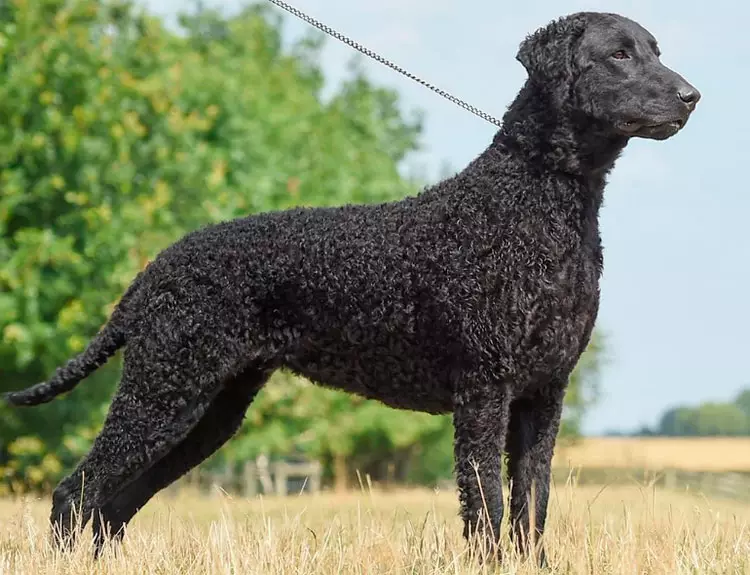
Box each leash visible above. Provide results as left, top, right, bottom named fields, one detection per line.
left=264, top=0, right=503, bottom=128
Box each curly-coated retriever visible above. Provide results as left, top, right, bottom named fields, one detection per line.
left=5, top=10, right=700, bottom=564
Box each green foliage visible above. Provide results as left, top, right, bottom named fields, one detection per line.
left=0, top=0, right=603, bottom=492
left=734, top=390, right=750, bottom=420
left=560, top=332, right=604, bottom=438
left=654, top=391, right=750, bottom=437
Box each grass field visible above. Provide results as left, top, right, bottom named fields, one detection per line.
left=1, top=482, right=749, bottom=574
left=553, top=437, right=750, bottom=472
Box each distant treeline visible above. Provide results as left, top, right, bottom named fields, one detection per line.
left=610, top=388, right=750, bottom=437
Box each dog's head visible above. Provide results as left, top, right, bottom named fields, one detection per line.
left=516, top=12, right=700, bottom=141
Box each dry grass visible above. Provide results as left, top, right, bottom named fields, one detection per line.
left=1, top=482, right=750, bottom=574
left=552, top=437, right=750, bottom=472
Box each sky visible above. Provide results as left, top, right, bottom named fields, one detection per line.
left=143, top=0, right=749, bottom=434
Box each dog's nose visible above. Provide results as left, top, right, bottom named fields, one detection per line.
left=678, top=86, right=701, bottom=108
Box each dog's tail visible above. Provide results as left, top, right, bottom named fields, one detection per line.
left=4, top=316, right=127, bottom=406
left=3, top=270, right=149, bottom=408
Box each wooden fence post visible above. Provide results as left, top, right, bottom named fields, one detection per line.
left=243, top=462, right=258, bottom=498
left=274, top=461, right=289, bottom=497
left=309, top=461, right=322, bottom=494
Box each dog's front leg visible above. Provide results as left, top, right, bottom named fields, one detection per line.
left=452, top=382, right=511, bottom=560
left=506, top=384, right=565, bottom=568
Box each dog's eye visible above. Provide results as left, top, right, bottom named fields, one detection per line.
left=611, top=50, right=629, bottom=60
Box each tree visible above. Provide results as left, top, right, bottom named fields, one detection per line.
left=0, top=0, right=189, bottom=472
left=0, top=0, right=422, bottom=492
left=559, top=332, right=605, bottom=438
left=693, top=403, right=748, bottom=436
left=734, top=389, right=750, bottom=420
left=658, top=407, right=698, bottom=436
left=657, top=403, right=749, bottom=436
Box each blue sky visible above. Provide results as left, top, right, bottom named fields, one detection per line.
left=144, top=0, right=749, bottom=434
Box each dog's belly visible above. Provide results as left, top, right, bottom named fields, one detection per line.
left=286, top=348, right=454, bottom=415
left=358, top=372, right=454, bottom=414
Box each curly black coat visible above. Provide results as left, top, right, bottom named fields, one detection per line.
left=5, top=10, right=700, bottom=564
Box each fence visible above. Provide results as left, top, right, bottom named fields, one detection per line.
left=549, top=466, right=750, bottom=501
left=550, top=436, right=750, bottom=502
left=163, top=437, right=750, bottom=502
left=168, top=455, right=322, bottom=498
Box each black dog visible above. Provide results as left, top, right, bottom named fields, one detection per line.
left=6, top=11, right=699, bottom=564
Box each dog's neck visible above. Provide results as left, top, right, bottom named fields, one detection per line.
left=495, top=80, right=628, bottom=184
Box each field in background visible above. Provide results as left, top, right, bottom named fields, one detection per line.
left=1, top=484, right=749, bottom=574
left=553, top=437, right=750, bottom=472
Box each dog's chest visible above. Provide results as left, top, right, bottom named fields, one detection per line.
left=478, top=226, right=602, bottom=379
left=525, top=250, right=600, bottom=363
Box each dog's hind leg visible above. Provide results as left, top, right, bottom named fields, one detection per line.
left=505, top=384, right=565, bottom=568
left=48, top=334, right=261, bottom=550
left=91, top=367, right=270, bottom=555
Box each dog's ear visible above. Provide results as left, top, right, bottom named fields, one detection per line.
left=516, top=15, right=587, bottom=84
